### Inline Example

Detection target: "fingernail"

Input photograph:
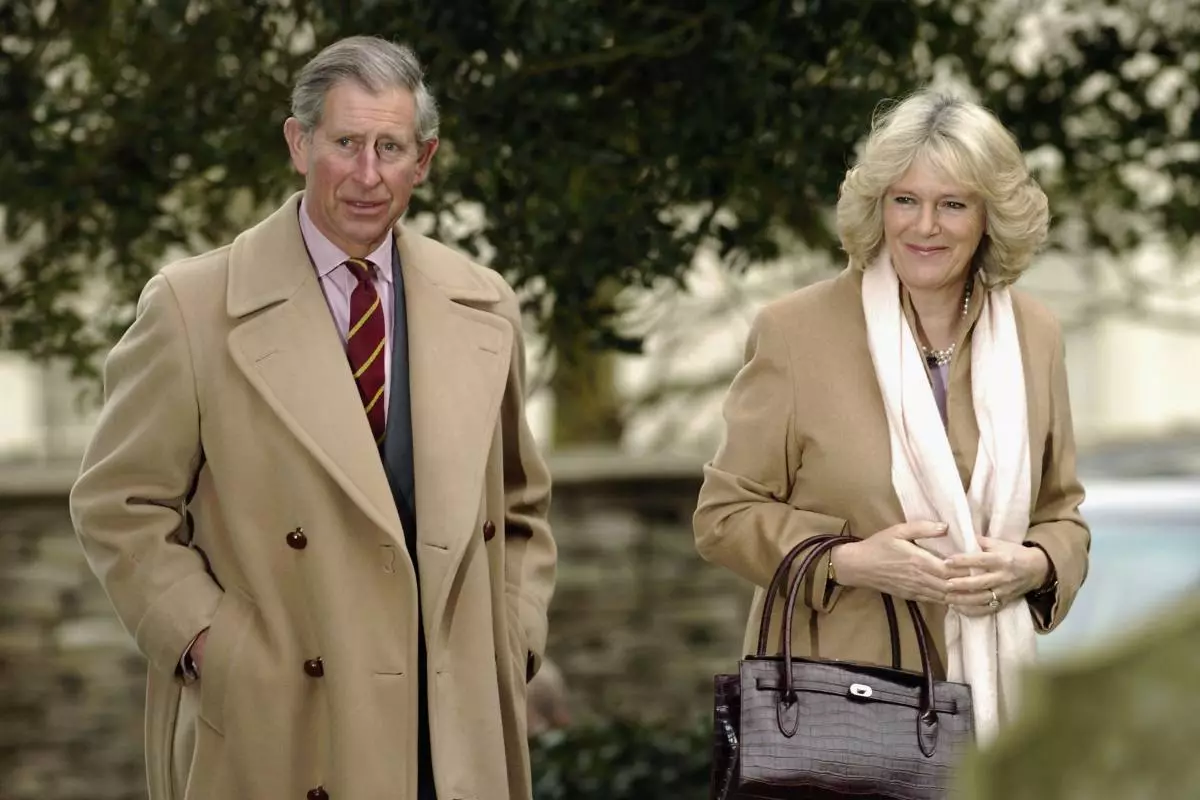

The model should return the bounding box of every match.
[936,523,949,532]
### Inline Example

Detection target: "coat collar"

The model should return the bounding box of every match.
[226,192,499,318]
[224,192,510,561]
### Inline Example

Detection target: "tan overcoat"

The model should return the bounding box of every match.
[70,193,556,800]
[694,268,1089,672]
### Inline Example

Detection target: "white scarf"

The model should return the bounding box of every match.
[861,252,1035,744]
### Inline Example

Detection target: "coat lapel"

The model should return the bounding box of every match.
[225,194,404,544]
[395,227,512,616]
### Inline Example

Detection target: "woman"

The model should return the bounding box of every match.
[693,90,1090,741]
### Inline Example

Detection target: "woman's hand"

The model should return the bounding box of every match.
[831,521,961,603]
[944,539,1049,617]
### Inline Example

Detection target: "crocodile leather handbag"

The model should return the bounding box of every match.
[711,534,975,799]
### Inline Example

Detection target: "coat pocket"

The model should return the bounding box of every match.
[197,589,254,735]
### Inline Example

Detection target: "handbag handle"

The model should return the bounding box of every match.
[755,535,902,670]
[755,534,841,655]
[779,535,944,757]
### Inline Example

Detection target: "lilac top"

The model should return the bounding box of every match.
[298,197,396,416]
[930,362,950,426]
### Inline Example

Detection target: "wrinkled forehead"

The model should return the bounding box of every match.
[315,79,418,136]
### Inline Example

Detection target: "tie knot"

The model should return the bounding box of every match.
[344,257,376,283]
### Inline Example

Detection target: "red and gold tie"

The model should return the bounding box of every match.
[343,257,387,446]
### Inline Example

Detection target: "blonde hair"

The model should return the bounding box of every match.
[836,91,1049,287]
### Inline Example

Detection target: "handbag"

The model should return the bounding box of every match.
[711,534,975,799]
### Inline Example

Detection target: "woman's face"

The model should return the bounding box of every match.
[882,158,986,295]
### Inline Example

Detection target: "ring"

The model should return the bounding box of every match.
[988,589,1000,611]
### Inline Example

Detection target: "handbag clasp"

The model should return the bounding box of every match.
[849,683,873,699]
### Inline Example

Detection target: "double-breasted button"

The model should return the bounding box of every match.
[306,788,329,800]
[482,520,496,542]
[303,658,324,678]
[286,528,308,549]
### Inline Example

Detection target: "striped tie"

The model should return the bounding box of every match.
[343,257,387,447]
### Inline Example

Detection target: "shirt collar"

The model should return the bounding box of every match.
[298,196,394,283]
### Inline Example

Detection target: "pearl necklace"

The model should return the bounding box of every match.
[920,283,973,368]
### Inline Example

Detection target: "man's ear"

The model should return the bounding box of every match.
[283,117,310,176]
[414,137,440,184]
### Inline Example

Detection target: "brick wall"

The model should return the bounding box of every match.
[0,454,749,799]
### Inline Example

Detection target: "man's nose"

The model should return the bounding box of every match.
[353,148,383,186]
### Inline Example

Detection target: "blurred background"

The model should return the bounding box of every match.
[2,1,1199,798]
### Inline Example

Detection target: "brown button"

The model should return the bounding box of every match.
[306,788,329,800]
[482,520,496,541]
[303,658,324,678]
[286,528,308,550]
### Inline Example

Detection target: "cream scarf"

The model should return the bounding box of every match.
[861,252,1036,744]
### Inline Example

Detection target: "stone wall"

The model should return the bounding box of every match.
[545,452,751,725]
[0,465,146,800]
[0,453,750,799]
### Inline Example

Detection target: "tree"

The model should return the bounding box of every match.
[974,1,1200,247]
[0,0,973,443]
[616,0,1200,453]
[967,0,1200,327]
[3,1,1198,444]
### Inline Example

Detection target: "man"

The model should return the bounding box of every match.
[69,36,556,800]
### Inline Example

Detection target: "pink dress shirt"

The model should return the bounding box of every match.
[298,197,395,417]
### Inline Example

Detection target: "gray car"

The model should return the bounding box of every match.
[1039,477,1200,660]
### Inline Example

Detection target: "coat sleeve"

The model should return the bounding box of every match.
[493,283,556,680]
[693,307,848,612]
[1025,322,1091,632]
[69,274,223,676]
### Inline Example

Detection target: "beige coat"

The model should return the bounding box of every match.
[69,194,556,800]
[694,268,1089,673]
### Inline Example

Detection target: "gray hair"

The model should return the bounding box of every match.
[291,36,440,143]
[836,90,1049,287]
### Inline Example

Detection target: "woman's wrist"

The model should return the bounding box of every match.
[1018,543,1051,595]
[829,542,856,589]
[1022,541,1057,597]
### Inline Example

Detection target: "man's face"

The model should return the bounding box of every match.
[284,80,438,257]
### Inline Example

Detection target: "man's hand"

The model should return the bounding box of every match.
[187,629,210,676]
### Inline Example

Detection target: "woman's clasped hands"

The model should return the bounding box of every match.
[829,521,1049,615]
